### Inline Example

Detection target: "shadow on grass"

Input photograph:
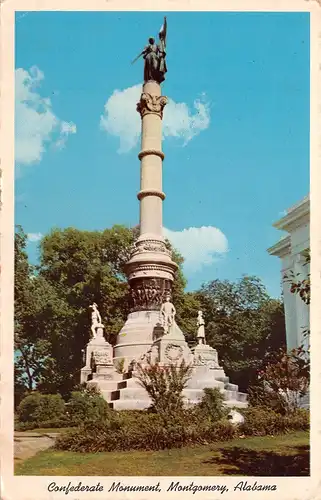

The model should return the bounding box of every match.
[204,445,310,476]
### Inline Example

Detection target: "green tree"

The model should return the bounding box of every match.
[196,276,286,391]
[14,226,57,396]
[167,245,201,343]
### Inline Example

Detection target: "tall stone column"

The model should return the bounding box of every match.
[114,81,177,365]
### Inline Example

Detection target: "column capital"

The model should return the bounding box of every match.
[137,93,168,119]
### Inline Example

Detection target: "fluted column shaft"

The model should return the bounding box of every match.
[136,81,167,240]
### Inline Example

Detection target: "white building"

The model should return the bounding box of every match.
[268,196,310,351]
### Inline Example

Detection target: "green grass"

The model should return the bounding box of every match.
[15,431,309,476]
[30,427,73,435]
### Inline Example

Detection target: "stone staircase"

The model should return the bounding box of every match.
[101,369,247,411]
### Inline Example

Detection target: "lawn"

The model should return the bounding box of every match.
[29,427,73,435]
[15,430,309,476]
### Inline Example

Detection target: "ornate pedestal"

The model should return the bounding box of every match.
[81,326,117,384]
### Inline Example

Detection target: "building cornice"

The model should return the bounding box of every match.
[273,196,310,233]
[267,235,291,258]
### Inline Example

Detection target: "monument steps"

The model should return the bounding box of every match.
[109,398,247,411]
[110,388,149,401]
[225,383,239,391]
[223,389,238,400]
[105,367,248,408]
[186,399,248,409]
[186,379,225,390]
[236,392,248,403]
[110,399,151,411]
[101,390,116,401]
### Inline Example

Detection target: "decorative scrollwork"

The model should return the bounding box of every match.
[137,93,168,118]
[130,239,171,258]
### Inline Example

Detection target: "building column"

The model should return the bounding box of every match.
[293,253,310,350]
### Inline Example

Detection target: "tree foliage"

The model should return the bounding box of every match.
[14,225,134,398]
[195,276,286,391]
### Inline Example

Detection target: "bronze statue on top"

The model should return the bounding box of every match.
[132,17,167,84]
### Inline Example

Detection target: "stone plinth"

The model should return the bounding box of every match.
[154,321,193,366]
[81,326,119,385]
[192,343,221,369]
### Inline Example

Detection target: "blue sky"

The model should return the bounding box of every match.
[15,11,310,297]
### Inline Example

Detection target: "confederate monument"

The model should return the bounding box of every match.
[81,17,247,410]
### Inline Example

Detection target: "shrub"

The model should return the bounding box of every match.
[67,386,111,425]
[135,359,193,415]
[55,409,236,453]
[15,417,70,431]
[17,392,65,424]
[255,347,309,414]
[247,384,288,415]
[239,406,309,437]
[196,387,230,422]
[17,392,42,423]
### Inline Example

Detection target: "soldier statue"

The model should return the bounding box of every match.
[132,17,168,84]
[89,302,103,339]
[160,296,176,334]
[196,310,206,345]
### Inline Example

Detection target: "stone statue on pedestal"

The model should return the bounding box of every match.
[131,16,167,84]
[160,296,176,334]
[89,303,104,339]
[197,310,206,345]
[142,38,159,82]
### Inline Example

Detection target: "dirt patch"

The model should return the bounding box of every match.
[14,432,57,461]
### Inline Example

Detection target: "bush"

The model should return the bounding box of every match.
[247,384,288,415]
[55,409,236,453]
[66,386,111,425]
[239,406,309,437]
[196,387,230,422]
[17,392,65,424]
[135,359,193,415]
[255,347,309,414]
[15,417,70,431]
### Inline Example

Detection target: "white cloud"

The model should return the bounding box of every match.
[15,66,76,166]
[100,84,210,153]
[27,232,43,242]
[163,226,228,273]
[55,121,77,150]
